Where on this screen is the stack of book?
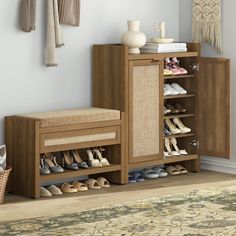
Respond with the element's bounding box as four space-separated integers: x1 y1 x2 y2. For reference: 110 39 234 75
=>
140 42 187 53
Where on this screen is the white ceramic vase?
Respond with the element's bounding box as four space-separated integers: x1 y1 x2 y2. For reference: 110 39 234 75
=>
121 20 146 54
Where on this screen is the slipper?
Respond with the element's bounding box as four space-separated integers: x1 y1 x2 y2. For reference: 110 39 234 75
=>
141 169 159 179
175 165 188 174
84 179 101 189
129 174 137 183
129 171 145 182
152 167 168 177
72 181 88 192
166 166 180 176
97 177 110 188
60 183 77 193
40 187 52 197
47 185 62 195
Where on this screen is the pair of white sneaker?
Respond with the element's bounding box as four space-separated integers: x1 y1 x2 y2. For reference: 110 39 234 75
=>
164 83 187 96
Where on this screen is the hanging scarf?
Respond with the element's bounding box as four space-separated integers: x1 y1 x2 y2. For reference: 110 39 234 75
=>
58 0 80 26
20 0 36 32
46 0 64 67
191 0 222 52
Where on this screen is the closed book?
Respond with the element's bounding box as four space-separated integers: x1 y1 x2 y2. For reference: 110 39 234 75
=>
143 42 187 49
140 48 187 53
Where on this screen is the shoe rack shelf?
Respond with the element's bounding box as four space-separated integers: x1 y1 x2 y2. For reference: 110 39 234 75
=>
40 164 122 183
164 113 195 119
164 94 195 100
128 154 198 170
164 74 196 80
163 133 195 139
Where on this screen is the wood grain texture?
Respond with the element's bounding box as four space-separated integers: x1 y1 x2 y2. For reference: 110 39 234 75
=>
5 117 40 198
198 57 231 158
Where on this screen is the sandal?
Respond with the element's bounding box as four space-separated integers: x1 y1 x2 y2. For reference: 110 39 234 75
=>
175 165 188 174
40 187 52 197
152 167 168 177
84 179 101 189
97 177 110 188
72 181 88 191
70 150 88 169
46 185 62 195
61 183 77 193
170 138 188 155
141 169 159 179
129 171 145 182
93 148 110 166
166 166 180 176
87 149 102 167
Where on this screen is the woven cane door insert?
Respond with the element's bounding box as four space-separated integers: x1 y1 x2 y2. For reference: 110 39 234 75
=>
132 65 159 158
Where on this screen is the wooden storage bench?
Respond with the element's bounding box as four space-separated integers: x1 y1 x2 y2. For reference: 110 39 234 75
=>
5 108 126 198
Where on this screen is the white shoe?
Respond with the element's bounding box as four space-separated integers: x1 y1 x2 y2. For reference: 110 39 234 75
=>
171 83 187 95
165 119 181 135
173 118 191 134
170 138 188 155
164 84 179 95
164 87 171 96
87 149 102 167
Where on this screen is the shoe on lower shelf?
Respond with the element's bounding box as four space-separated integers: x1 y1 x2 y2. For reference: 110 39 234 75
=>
87 149 102 167
174 103 187 113
46 185 62 195
70 150 88 169
40 155 50 175
173 118 191 134
171 83 187 95
164 87 172 96
40 187 52 197
44 153 64 173
165 119 181 135
164 84 179 95
170 137 188 155
166 104 179 114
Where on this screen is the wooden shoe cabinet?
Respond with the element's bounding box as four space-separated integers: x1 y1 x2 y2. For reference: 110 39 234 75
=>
5 108 126 198
93 43 231 173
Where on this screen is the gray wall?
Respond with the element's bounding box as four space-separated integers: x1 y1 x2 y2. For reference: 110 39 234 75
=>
0 0 179 144
179 0 236 173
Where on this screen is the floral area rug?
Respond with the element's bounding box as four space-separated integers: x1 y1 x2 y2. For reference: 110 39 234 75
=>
1 188 236 235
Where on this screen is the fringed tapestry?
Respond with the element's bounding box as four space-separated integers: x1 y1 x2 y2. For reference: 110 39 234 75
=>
192 0 222 52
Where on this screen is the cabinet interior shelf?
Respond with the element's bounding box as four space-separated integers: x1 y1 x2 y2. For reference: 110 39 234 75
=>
164 113 195 119
164 74 195 80
163 133 195 139
164 94 195 100
40 164 121 182
128 154 198 170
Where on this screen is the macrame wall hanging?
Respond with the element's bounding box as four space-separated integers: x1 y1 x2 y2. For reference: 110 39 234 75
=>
20 0 81 67
191 0 222 53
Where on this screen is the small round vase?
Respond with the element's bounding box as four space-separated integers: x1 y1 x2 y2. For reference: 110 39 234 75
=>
121 20 146 54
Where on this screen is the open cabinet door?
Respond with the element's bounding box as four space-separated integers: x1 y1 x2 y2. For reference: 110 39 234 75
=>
198 57 230 158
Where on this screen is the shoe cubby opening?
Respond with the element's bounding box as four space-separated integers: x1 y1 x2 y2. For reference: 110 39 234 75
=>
167 77 197 94
173 136 198 156
164 97 196 115
178 57 199 75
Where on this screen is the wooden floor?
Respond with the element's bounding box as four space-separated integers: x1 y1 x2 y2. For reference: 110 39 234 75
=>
1 170 236 223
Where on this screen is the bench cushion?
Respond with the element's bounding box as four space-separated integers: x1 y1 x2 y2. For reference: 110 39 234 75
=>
18 107 120 128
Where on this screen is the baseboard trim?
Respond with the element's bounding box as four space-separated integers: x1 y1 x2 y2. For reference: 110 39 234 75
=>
201 157 236 175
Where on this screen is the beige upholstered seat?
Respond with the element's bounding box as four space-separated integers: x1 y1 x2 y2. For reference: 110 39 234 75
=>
18 107 120 128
